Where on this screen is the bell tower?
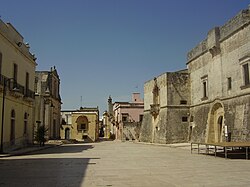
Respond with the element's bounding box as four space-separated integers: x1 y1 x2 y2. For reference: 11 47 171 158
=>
108 95 113 115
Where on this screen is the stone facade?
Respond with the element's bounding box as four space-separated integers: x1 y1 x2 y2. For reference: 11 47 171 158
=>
140 70 190 143
187 6 250 143
140 6 250 144
34 67 61 140
104 93 144 140
102 96 114 139
61 107 99 142
0 19 37 151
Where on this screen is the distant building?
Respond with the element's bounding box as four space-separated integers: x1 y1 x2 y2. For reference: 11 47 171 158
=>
60 107 99 142
102 96 114 139
140 70 190 143
34 67 62 140
105 93 144 141
0 19 37 151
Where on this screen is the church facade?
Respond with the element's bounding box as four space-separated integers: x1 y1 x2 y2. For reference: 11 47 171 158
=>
34 67 62 140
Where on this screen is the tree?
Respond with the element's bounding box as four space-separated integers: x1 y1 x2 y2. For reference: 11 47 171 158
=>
35 125 48 146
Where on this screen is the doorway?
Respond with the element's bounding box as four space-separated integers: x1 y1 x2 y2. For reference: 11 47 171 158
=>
206 102 225 143
217 116 223 142
10 110 15 145
65 128 70 140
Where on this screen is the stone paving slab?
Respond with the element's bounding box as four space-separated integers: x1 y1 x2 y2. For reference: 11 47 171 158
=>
1 141 250 186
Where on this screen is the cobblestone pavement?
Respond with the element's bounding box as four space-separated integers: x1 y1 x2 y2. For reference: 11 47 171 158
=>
1 141 250 187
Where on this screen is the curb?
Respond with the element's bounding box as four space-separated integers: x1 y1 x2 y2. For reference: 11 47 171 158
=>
0 143 62 158
133 141 191 148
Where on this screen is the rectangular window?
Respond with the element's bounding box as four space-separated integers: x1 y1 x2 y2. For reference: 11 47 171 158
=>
34 76 38 93
80 124 87 130
201 75 208 100
26 72 29 93
13 63 18 82
139 114 143 122
0 53 2 84
122 113 129 122
190 116 194 122
243 63 250 86
180 100 187 105
227 77 232 90
0 53 2 75
122 116 128 122
203 82 207 98
24 121 27 134
77 123 88 132
182 117 188 122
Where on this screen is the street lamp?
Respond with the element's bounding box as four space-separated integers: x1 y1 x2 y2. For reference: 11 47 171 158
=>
0 78 19 153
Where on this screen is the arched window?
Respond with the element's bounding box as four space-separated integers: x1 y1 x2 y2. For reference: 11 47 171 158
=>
24 113 28 135
76 116 88 132
10 110 15 145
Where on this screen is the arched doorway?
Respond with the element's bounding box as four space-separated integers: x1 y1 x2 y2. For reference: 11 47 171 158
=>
217 116 223 142
10 110 15 145
65 128 70 140
206 102 225 143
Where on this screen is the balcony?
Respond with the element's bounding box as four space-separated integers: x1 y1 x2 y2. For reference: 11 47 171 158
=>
24 89 35 101
150 104 160 117
0 74 34 100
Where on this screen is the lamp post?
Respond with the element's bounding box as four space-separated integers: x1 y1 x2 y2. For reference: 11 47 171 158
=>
0 78 18 153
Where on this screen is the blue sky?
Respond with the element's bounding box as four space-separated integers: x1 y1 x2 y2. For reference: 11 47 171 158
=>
1 0 249 113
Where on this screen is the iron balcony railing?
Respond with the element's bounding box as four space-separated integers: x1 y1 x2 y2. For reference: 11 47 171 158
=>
0 74 35 99
24 88 35 99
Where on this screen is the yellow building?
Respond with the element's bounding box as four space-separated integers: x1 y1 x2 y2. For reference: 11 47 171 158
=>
61 107 99 142
0 19 37 152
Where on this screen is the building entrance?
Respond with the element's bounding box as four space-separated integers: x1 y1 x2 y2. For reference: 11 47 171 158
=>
206 102 225 143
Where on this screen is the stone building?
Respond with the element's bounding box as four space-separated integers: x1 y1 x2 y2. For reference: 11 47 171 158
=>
140 6 250 144
102 96 114 139
187 6 250 143
139 70 190 143
34 67 61 140
105 93 144 140
60 107 99 142
0 19 37 151
102 110 113 139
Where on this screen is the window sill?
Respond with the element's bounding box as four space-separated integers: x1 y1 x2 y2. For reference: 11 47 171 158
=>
201 97 208 101
240 84 250 90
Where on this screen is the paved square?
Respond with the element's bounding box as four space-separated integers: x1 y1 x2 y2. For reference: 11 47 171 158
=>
1 141 250 186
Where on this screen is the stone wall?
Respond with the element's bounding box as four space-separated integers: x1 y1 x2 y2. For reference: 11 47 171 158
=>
190 95 250 143
122 122 141 141
187 6 250 143
187 7 250 63
189 104 210 143
140 70 190 144
224 96 250 142
139 112 153 142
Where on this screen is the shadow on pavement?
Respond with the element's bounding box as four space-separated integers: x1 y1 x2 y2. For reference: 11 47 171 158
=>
200 148 250 159
0 157 98 187
24 144 94 156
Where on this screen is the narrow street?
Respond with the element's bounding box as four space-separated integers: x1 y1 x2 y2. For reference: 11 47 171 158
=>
1 141 250 187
